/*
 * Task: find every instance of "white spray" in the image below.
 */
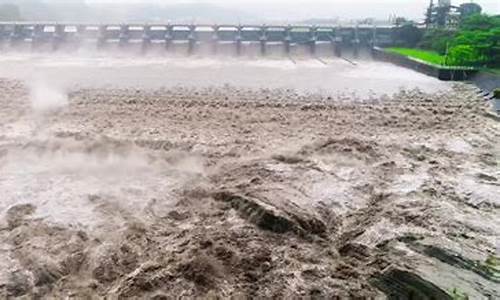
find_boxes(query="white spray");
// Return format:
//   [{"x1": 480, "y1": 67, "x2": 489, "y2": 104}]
[{"x1": 29, "y1": 80, "x2": 68, "y2": 113}]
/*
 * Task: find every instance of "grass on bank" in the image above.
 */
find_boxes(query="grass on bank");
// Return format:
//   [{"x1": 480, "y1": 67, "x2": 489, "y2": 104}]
[
  {"x1": 386, "y1": 47, "x2": 499, "y2": 73},
  {"x1": 386, "y1": 47, "x2": 446, "y2": 66},
  {"x1": 483, "y1": 68, "x2": 500, "y2": 75}
]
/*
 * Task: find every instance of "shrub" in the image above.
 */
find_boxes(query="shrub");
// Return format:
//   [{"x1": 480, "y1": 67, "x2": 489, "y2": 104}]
[
  {"x1": 494, "y1": 89, "x2": 500, "y2": 99},
  {"x1": 392, "y1": 24, "x2": 423, "y2": 48},
  {"x1": 446, "y1": 45, "x2": 484, "y2": 66},
  {"x1": 418, "y1": 29, "x2": 456, "y2": 55}
]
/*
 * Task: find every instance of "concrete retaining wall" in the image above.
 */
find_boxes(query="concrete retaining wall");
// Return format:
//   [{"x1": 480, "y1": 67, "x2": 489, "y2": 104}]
[
  {"x1": 471, "y1": 72, "x2": 500, "y2": 93},
  {"x1": 372, "y1": 47, "x2": 478, "y2": 81}
]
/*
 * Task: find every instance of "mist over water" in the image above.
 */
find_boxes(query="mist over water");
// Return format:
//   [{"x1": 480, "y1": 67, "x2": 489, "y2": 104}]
[
  {"x1": 0, "y1": 48, "x2": 451, "y2": 97},
  {"x1": 29, "y1": 80, "x2": 68, "y2": 112}
]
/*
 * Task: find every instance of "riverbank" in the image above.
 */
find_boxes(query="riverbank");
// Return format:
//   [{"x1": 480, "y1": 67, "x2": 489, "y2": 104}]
[
  {"x1": 470, "y1": 71, "x2": 500, "y2": 93},
  {"x1": 386, "y1": 47, "x2": 500, "y2": 82},
  {"x1": 372, "y1": 47, "x2": 478, "y2": 81},
  {"x1": 386, "y1": 48, "x2": 446, "y2": 65}
]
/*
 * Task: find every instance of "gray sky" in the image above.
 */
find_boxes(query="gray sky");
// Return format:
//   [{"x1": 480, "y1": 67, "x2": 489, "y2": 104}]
[{"x1": 84, "y1": 0, "x2": 500, "y2": 20}]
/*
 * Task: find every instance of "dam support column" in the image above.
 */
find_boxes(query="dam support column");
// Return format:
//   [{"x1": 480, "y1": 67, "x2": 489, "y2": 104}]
[
  {"x1": 97, "y1": 25, "x2": 107, "y2": 49},
  {"x1": 284, "y1": 26, "x2": 292, "y2": 55},
  {"x1": 75, "y1": 25, "x2": 86, "y2": 47},
  {"x1": 309, "y1": 26, "x2": 317, "y2": 56},
  {"x1": 371, "y1": 26, "x2": 378, "y2": 56},
  {"x1": 31, "y1": 24, "x2": 44, "y2": 50},
  {"x1": 142, "y1": 25, "x2": 151, "y2": 54},
  {"x1": 188, "y1": 25, "x2": 196, "y2": 55},
  {"x1": 119, "y1": 25, "x2": 129, "y2": 48},
  {"x1": 0, "y1": 24, "x2": 5, "y2": 45},
  {"x1": 334, "y1": 27, "x2": 342, "y2": 57},
  {"x1": 236, "y1": 26, "x2": 243, "y2": 56},
  {"x1": 260, "y1": 26, "x2": 267, "y2": 56},
  {"x1": 52, "y1": 25, "x2": 65, "y2": 51},
  {"x1": 211, "y1": 26, "x2": 219, "y2": 55},
  {"x1": 9, "y1": 24, "x2": 24, "y2": 47},
  {"x1": 353, "y1": 25, "x2": 360, "y2": 58},
  {"x1": 165, "y1": 25, "x2": 173, "y2": 51}
]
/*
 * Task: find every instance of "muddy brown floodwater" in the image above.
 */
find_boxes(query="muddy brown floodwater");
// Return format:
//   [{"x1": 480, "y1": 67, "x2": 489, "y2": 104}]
[
  {"x1": 0, "y1": 55, "x2": 499, "y2": 299},
  {"x1": 0, "y1": 52, "x2": 451, "y2": 96}
]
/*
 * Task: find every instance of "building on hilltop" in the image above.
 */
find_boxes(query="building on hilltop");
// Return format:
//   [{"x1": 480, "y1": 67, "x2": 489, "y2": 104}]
[{"x1": 425, "y1": 0, "x2": 482, "y2": 28}]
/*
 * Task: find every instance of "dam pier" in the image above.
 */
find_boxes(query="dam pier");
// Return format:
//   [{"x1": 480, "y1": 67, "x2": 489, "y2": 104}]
[{"x1": 0, "y1": 22, "x2": 395, "y2": 56}]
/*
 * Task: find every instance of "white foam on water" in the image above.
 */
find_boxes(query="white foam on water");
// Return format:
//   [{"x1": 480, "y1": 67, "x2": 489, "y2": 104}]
[
  {"x1": 0, "y1": 142, "x2": 198, "y2": 230},
  {"x1": 0, "y1": 52, "x2": 452, "y2": 96}
]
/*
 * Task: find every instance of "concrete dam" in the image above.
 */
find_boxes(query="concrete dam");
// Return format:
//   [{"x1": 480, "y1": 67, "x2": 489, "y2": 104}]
[{"x1": 0, "y1": 23, "x2": 395, "y2": 57}]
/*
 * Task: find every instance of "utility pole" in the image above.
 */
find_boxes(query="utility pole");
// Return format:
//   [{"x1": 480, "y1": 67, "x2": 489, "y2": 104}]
[{"x1": 425, "y1": 0, "x2": 434, "y2": 28}]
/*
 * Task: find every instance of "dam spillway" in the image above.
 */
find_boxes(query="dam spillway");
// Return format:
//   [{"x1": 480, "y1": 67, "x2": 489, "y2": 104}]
[{"x1": 0, "y1": 23, "x2": 396, "y2": 57}]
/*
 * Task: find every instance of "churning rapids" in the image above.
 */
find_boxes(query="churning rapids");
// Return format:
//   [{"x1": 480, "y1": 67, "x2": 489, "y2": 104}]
[{"x1": 0, "y1": 53, "x2": 498, "y2": 299}]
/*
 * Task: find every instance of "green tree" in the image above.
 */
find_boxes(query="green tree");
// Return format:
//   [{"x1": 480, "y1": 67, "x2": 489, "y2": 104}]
[
  {"x1": 451, "y1": 15, "x2": 500, "y2": 67},
  {"x1": 460, "y1": 14, "x2": 500, "y2": 31},
  {"x1": 419, "y1": 14, "x2": 500, "y2": 67},
  {"x1": 486, "y1": 27, "x2": 500, "y2": 66},
  {"x1": 447, "y1": 45, "x2": 483, "y2": 66},
  {"x1": 394, "y1": 17, "x2": 408, "y2": 26},
  {"x1": 419, "y1": 28, "x2": 456, "y2": 54},
  {"x1": 0, "y1": 4, "x2": 21, "y2": 21},
  {"x1": 393, "y1": 23, "x2": 423, "y2": 48}
]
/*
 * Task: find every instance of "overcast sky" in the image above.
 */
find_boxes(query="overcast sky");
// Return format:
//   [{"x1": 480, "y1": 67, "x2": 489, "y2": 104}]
[{"x1": 84, "y1": 0, "x2": 500, "y2": 20}]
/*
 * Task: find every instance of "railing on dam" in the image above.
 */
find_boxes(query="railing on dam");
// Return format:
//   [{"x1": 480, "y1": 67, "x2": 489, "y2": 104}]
[{"x1": 0, "y1": 22, "x2": 395, "y2": 56}]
